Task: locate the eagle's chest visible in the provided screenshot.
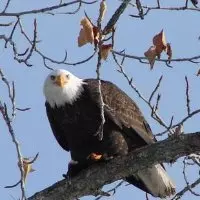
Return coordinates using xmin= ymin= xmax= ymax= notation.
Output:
xmin=57 ymin=100 xmax=103 ymax=154
xmin=47 ymin=91 xmax=129 ymax=161
xmin=56 ymin=99 xmax=101 ymax=136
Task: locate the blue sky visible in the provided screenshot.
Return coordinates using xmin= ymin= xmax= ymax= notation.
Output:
xmin=0 ymin=0 xmax=200 ymax=199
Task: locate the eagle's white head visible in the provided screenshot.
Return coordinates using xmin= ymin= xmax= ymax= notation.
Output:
xmin=43 ymin=69 xmax=84 ymax=108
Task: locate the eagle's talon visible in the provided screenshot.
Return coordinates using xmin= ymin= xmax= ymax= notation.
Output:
xmin=87 ymin=153 xmax=103 ymax=161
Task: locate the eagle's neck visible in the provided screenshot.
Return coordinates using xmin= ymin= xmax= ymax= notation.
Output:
xmin=45 ymin=79 xmax=85 ymax=108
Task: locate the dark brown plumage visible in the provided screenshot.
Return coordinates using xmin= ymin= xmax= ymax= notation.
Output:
xmin=46 ymin=80 xmax=153 ymax=158
xmin=44 ymin=70 xmax=175 ymax=198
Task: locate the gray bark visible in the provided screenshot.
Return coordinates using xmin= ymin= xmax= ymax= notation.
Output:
xmin=28 ymin=132 xmax=200 ymax=200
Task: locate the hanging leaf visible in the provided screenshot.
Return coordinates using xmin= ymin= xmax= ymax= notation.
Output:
xmin=153 ymin=30 xmax=167 ymax=57
xmin=78 ymin=18 xmax=94 ymax=47
xmin=99 ymin=0 xmax=107 ymax=21
xmin=100 ymin=44 xmax=112 ymax=60
xmin=145 ymin=30 xmax=173 ymax=68
xmin=18 ymin=158 xmax=35 ymax=183
xmin=144 ymin=46 xmax=157 ymax=69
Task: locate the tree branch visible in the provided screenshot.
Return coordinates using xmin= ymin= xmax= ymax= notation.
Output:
xmin=103 ymin=0 xmax=131 ymax=34
xmin=0 ymin=1 xmax=98 ymax=17
xmin=28 ymin=132 xmax=200 ymax=200
xmin=112 ymin=50 xmax=200 ymax=66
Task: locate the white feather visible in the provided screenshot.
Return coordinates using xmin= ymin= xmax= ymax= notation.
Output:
xmin=136 ymin=164 xmax=175 ymax=198
xmin=43 ymin=69 xmax=85 ymax=107
xmin=68 ymin=159 xmax=79 ymax=165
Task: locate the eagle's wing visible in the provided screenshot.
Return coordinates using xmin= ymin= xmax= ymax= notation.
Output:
xmin=85 ymin=80 xmax=175 ymax=198
xmin=45 ymin=102 xmax=69 ymax=151
xmin=85 ymin=79 xmax=155 ymax=145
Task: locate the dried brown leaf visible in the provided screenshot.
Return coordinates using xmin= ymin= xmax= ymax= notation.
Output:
xmin=99 ymin=0 xmax=107 ymax=21
xmin=144 ymin=46 xmax=157 ymax=69
xmin=18 ymin=158 xmax=35 ymax=183
xmin=78 ymin=18 xmax=94 ymax=47
xmin=153 ymin=30 xmax=167 ymax=56
xmin=100 ymin=44 xmax=112 ymax=60
xmin=93 ymin=26 xmax=100 ymax=48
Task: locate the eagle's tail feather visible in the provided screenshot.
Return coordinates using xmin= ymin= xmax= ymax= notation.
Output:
xmin=126 ymin=164 xmax=175 ymax=198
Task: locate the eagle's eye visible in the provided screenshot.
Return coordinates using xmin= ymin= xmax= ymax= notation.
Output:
xmin=66 ymin=74 xmax=70 ymax=79
xmin=50 ymin=75 xmax=56 ymax=80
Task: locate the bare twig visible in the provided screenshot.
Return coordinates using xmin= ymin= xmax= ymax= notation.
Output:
xmin=2 ymin=0 xmax=12 ymax=13
xmin=112 ymin=52 xmax=172 ymax=133
xmin=22 ymin=19 xmax=37 ymax=65
xmin=157 ymin=0 xmax=160 ymax=8
xmin=16 ymin=107 xmax=31 ymax=112
xmin=0 ymin=69 xmax=27 ymax=199
xmin=136 ymin=0 xmax=144 ymax=19
xmin=0 ymin=22 xmax=13 ymax=26
xmin=47 ymin=1 xmax=82 ymax=15
xmin=0 ymin=34 xmax=29 ymax=65
xmin=0 ymin=0 xmax=98 ymax=17
xmin=182 ymin=158 xmax=200 ymax=196
xmin=187 ymin=154 xmax=200 ymax=167
xmin=171 ymin=178 xmax=200 ymax=200
xmin=0 ymin=102 xmax=26 ymax=199
xmin=5 ymin=180 xmax=21 ymax=189
xmin=94 ymin=181 xmax=124 ymax=200
xmin=185 ymin=0 xmax=189 ymax=8
xmin=156 ymin=108 xmax=200 ymax=136
xmin=5 ymin=19 xmax=19 ymax=48
xmin=94 ymin=3 xmax=105 ymax=141
xmin=27 ymin=153 xmax=39 ymax=165
xmin=113 ymin=50 xmax=200 ymax=139
xmin=113 ymin=50 xmax=200 ymax=66
xmin=0 ymin=69 xmax=16 ymax=119
xmin=9 ymin=18 xmax=37 ymax=67
xmin=18 ymin=17 xmax=97 ymax=69
xmin=154 ymin=93 xmax=161 ymax=113
xmin=149 ymin=76 xmax=163 ymax=103
xmin=128 ymin=2 xmax=200 ymax=15
xmin=103 ymin=0 xmax=131 ymax=34
xmin=185 ymin=76 xmax=191 ymax=115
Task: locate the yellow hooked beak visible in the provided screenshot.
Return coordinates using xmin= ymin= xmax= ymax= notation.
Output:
xmin=55 ymin=74 xmax=68 ymax=88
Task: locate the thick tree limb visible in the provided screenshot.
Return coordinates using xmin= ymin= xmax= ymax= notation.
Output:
xmin=28 ymin=132 xmax=200 ymax=200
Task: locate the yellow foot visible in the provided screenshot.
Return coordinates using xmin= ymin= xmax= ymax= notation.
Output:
xmin=87 ymin=153 xmax=102 ymax=161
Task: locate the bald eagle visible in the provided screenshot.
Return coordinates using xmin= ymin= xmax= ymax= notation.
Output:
xmin=43 ymin=69 xmax=175 ymax=198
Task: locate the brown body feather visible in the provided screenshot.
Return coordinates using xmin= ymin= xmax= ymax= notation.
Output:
xmin=45 ymin=79 xmax=175 ymax=197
